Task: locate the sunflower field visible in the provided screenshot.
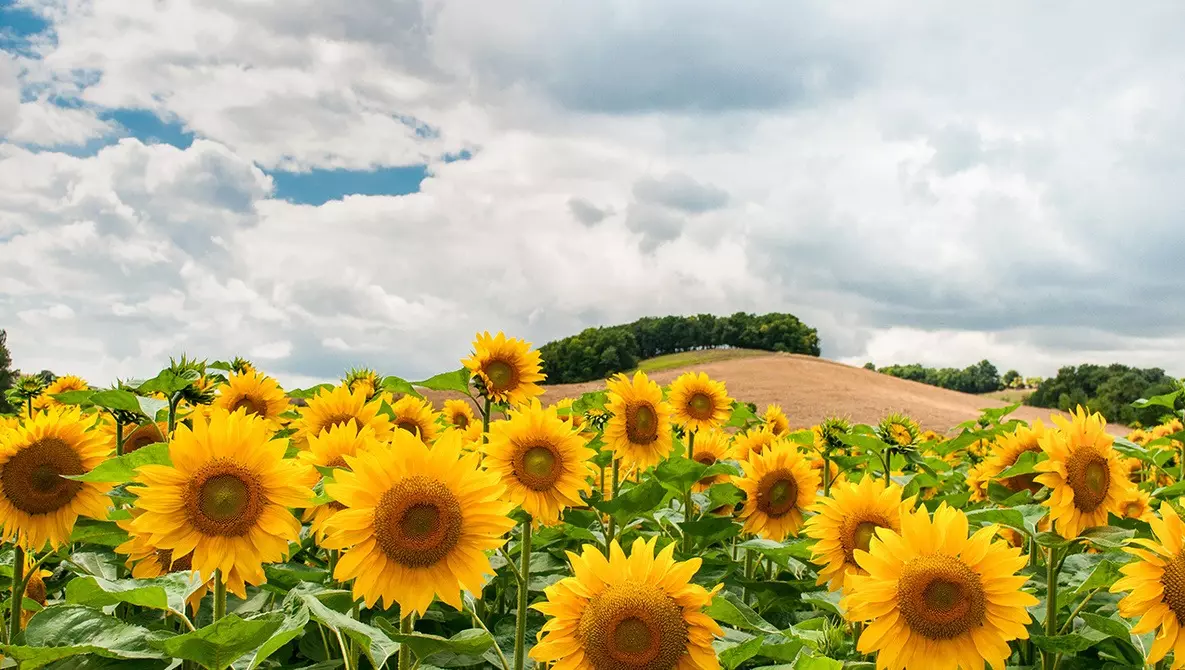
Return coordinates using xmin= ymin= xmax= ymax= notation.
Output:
xmin=1 ymin=333 xmax=1184 ymax=670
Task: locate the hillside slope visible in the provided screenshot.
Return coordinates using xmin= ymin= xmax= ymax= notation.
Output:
xmin=422 ymin=352 xmax=1129 ymax=435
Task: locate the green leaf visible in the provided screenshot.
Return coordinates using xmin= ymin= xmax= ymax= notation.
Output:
xmin=838 ymin=432 xmax=890 ymax=453
xmin=1080 ymin=526 xmax=1135 ymax=550
xmin=680 ymin=516 xmax=740 ymax=546
xmin=794 ymin=652 xmax=844 ymax=669
xmin=381 ymin=375 xmax=421 ymax=397
xmin=654 ymin=456 xmax=709 ymax=495
xmin=65 ymin=442 xmax=171 ymax=483
xmin=1031 ymin=629 xmax=1109 ymax=653
xmin=1133 ymin=391 xmax=1182 ymax=410
xmin=157 ymin=613 xmax=284 ymax=670
xmin=785 ymin=429 xmax=817 ymax=447
xmin=137 ymin=396 xmax=169 ymax=422
xmin=1075 ymin=559 xmax=1127 ymax=595
xmin=964 ymin=508 xmax=1026 ymax=532
xmin=1153 ymin=480 xmax=1185 ymax=499
xmin=238 ymin=600 xmax=311 ymax=670
xmin=263 ymin=562 xmax=331 ymax=590
xmin=1 ymin=604 xmax=167 ymax=667
xmin=137 ymin=370 xmax=193 ymax=397
xmin=89 ymin=390 xmax=145 ymax=415
xmin=53 ymin=390 xmax=96 ymax=407
xmin=591 ymin=479 xmax=668 ymax=522
xmin=380 ymin=626 xmax=494 ymax=662
xmin=725 ymin=401 xmax=759 ymax=428
xmin=1080 ymin=612 xmax=1131 ymax=641
xmin=68 ymin=519 xmax=130 ymax=547
xmin=719 ymin=635 xmax=764 ymax=670
xmin=288 ymin=384 xmax=334 ymax=400
xmin=572 ymin=390 xmax=609 ymax=413
xmin=992 ymin=450 xmax=1045 ymax=479
xmin=737 ymin=538 xmax=814 ymax=566
xmin=412 ymin=368 xmax=472 ymax=394
xmin=704 ymin=590 xmax=779 ymax=635
xmin=66 ymin=573 xmax=205 ymax=615
xmin=979 ymin=403 xmax=1021 ymax=425
xmin=706 ymin=482 xmax=744 ymax=510
xmin=286 ymin=583 xmax=399 ymax=668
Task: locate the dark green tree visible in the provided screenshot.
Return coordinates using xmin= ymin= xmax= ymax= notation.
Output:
xmin=0 ymin=331 xmax=13 ymax=414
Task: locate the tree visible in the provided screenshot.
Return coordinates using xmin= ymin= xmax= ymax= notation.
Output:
xmin=863 ymin=362 xmax=876 ymax=370
xmin=1002 ymin=369 xmax=1021 ymax=387
xmin=1028 ymin=364 xmax=1175 ymax=425
xmin=0 ymin=331 xmax=12 ymax=414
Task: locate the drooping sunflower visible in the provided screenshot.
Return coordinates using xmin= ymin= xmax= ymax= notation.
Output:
xmin=604 ymin=372 xmax=674 ymax=472
xmin=292 ymin=384 xmax=394 ymax=448
xmin=667 ymin=372 xmax=732 ymax=434
xmin=32 ymin=375 xmax=89 ymax=410
xmin=843 ymin=503 xmax=1039 ymax=670
xmin=213 ymin=371 xmax=290 ymax=425
xmin=0 ymin=407 xmax=113 ymax=550
xmin=877 ymin=412 xmax=919 ymax=447
xmin=732 ymin=427 xmax=777 ymax=461
xmin=385 ymin=394 xmax=440 ymax=442
xmin=461 ymin=331 xmax=546 ymax=407
xmin=804 ymin=476 xmax=914 ymax=592
xmin=688 ymin=429 xmax=735 ymax=492
xmin=763 ymin=404 xmax=790 ymax=436
xmin=530 ymin=537 xmax=724 ymax=670
xmin=128 ymin=407 xmax=312 ymax=597
xmin=978 ymin=421 xmax=1046 ymax=497
xmin=1034 ymin=406 xmax=1135 ymax=538
xmin=484 ymin=399 xmax=595 ymax=524
xmin=734 ymin=438 xmax=820 ymax=542
xmin=298 ymin=421 xmax=384 ymax=541
xmin=321 ymin=429 xmax=515 ymax=615
xmin=1111 ymin=501 xmax=1185 ymax=667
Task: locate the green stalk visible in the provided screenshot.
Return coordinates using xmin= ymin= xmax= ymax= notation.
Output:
xmin=742 ymin=548 xmax=755 ymax=604
xmin=482 ymin=397 xmax=492 ymax=442
xmin=1043 ymin=547 xmax=1059 ymax=670
xmin=213 ymin=569 xmax=226 ymax=623
xmin=683 ymin=431 xmax=696 ymax=554
xmin=167 ymin=392 xmax=183 ymax=434
xmin=822 ymin=455 xmax=832 ymax=495
xmin=399 ymin=613 xmax=415 ymax=669
xmin=115 ymin=420 xmax=125 ymax=457
xmin=9 ymin=547 xmax=24 ymax=643
xmin=514 ymin=518 xmax=533 ymax=670
xmin=605 ymin=460 xmax=619 ymax=554
xmin=25 ymin=398 xmax=32 ymax=419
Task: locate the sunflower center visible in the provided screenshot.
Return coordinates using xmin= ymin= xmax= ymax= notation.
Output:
xmin=395 ymin=420 xmax=422 ymax=437
xmin=578 ymin=581 xmax=689 ymax=670
xmin=1 ymin=437 xmax=86 ymax=515
xmin=230 ymin=395 xmax=266 ymax=417
xmin=373 ymin=475 xmax=462 ymax=568
xmin=756 ymin=469 xmax=798 ymax=517
xmin=1124 ymin=502 xmax=1142 ymax=517
xmin=694 ymin=453 xmax=717 ymax=466
xmin=1161 ymin=552 xmax=1185 ymax=625
xmin=484 ymin=360 xmax=518 ymax=393
xmin=687 ymin=393 xmax=713 ymax=420
xmin=1065 ymin=449 xmax=1110 ymax=512
xmin=625 ymin=403 xmax=659 ymax=445
xmin=184 ymin=461 xmax=264 ymax=536
xmin=321 ymin=414 xmax=358 ymax=432
xmin=452 ymin=413 xmax=470 ymax=428
xmin=897 ymin=554 xmax=986 ymax=640
xmin=514 ymin=444 xmax=562 ymax=491
xmin=123 ymin=423 xmax=165 ymax=454
xmin=852 ymin=521 xmax=880 ymax=553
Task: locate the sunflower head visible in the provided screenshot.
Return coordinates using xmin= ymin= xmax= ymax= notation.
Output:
xmin=877 ymin=412 xmax=919 ymax=447
xmin=213 ymin=371 xmax=289 ymax=425
xmin=734 ymin=437 xmax=820 ymax=542
xmin=167 ymin=355 xmax=217 ymax=406
xmin=980 ymin=420 xmax=1046 ymax=496
xmin=552 ymin=398 xmax=586 ymax=431
xmin=804 ymin=476 xmax=914 ymax=592
xmin=816 ymin=416 xmax=852 ymax=454
xmin=484 ymin=399 xmax=595 ymax=524
xmin=10 ymin=374 xmax=47 ymax=403
xmin=442 ymin=399 xmax=477 ymax=430
xmin=689 ymin=429 xmax=735 ymax=492
xmin=298 ymin=421 xmax=384 ymax=541
xmin=294 ymin=384 xmax=394 ymax=448
xmin=343 ymin=367 xmax=382 ymax=401
xmin=531 ymin=537 xmax=724 ymax=670
xmin=461 ymin=331 xmax=546 ymax=407
xmin=1111 ymin=501 xmax=1185 ymax=666
xmin=965 ymin=462 xmax=991 ymax=502
xmin=386 ymin=394 xmax=440 ymax=442
xmin=32 ymin=375 xmax=89 ymax=410
xmin=1118 ymin=489 xmax=1155 ymax=522
xmin=760 ymin=403 xmax=790 ymax=436
xmin=116 ymin=512 xmax=209 ymax=613
xmin=667 ymin=372 xmax=732 ymax=433
xmin=603 ymin=372 xmax=674 ymax=472
xmin=733 ymin=426 xmax=777 ymax=461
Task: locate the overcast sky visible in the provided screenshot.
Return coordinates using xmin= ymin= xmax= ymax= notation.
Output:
xmin=3 ymin=1 xmax=1185 ymax=388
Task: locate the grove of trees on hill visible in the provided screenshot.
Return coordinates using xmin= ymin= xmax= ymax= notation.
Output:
xmin=867 ymin=359 xmax=1005 ymax=394
xmin=1027 ymin=363 xmax=1180 ymax=426
xmin=538 ymin=312 xmax=820 ymax=384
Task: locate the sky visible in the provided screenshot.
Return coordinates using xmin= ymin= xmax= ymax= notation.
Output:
xmin=3 ymin=1 xmax=1185 ymax=389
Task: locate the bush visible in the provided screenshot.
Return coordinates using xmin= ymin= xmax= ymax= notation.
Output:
xmin=1027 ymin=363 xmax=1178 ymax=425
xmin=876 ymin=359 xmax=1004 ymax=394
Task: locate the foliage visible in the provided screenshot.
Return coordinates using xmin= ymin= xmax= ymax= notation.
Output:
xmin=1027 ymin=363 xmax=1180 ymax=425
xmin=875 ymin=359 xmax=1004 ymax=394
xmin=0 ymin=330 xmax=13 ymax=414
xmin=539 ymin=312 xmax=821 ymax=384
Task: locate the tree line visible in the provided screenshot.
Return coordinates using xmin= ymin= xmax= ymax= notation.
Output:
xmin=865 ymin=359 xmax=1008 ymax=394
xmin=1027 ymin=363 xmax=1179 ymax=426
xmin=538 ymin=312 xmax=821 ymax=384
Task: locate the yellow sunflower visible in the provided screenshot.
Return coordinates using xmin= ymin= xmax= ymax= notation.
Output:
xmin=461 ymin=331 xmax=546 ymax=407
xmin=293 ymin=384 xmax=394 ymax=448
xmin=604 ymin=372 xmax=674 ymax=472
xmin=484 ymin=399 xmax=595 ymax=524
xmin=0 ymin=407 xmax=113 ymax=550
xmin=32 ymin=375 xmax=89 ymax=410
xmin=213 ymin=371 xmax=290 ymax=425
xmin=734 ymin=438 xmax=819 ymax=542
xmin=531 ymin=537 xmax=724 ymax=670
xmin=979 ymin=421 xmax=1046 ymax=496
xmin=1119 ymin=489 xmax=1155 ymax=522
xmin=18 ymin=552 xmax=52 ymax=627
xmin=553 ymin=398 xmax=586 ymax=432
xmin=763 ymin=404 xmax=790 ymax=436
xmin=321 ymin=429 xmax=515 ymax=615
xmin=120 ymin=421 xmax=168 ymax=454
xmin=1034 ymin=406 xmax=1135 ymax=538
xmin=667 ymin=372 xmax=732 ymax=434
xmin=805 ymin=450 xmax=842 ymax=485
xmin=878 ymin=413 xmax=919 ymax=447
xmin=343 ymin=367 xmax=382 ymax=401
xmin=1127 ymin=428 xmax=1151 ymax=446
xmin=442 ymin=399 xmax=478 ymax=432
xmin=843 ymin=503 xmax=1039 ymax=670
xmin=966 ymin=462 xmax=991 ymax=502
xmin=804 ymin=476 xmax=914 ymax=592
xmin=116 ymin=513 xmax=209 ymax=613
xmin=688 ymin=429 xmax=735 ymax=492
xmin=128 ymin=407 xmax=312 ymax=598
xmin=385 ymin=394 xmax=439 ymax=442
xmin=297 ymin=421 xmax=384 ymax=541
xmin=1112 ymin=501 xmax=1185 ymax=667
xmin=732 ymin=427 xmax=777 ymax=461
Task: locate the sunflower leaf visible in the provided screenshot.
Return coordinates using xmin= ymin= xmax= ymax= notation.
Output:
xmin=66 ymin=573 xmax=205 ymax=615
xmin=793 ymin=653 xmax=845 ymax=669
xmin=237 ymin=599 xmax=311 ymax=670
xmin=136 ymin=370 xmax=193 ymax=397
xmin=785 ymin=429 xmax=817 ymax=447
xmin=288 ymin=384 xmax=334 ymax=400
xmin=704 ymin=590 xmax=780 ymax=635
xmin=89 ymin=390 xmax=145 ymax=415
xmin=412 ymin=368 xmax=472 ymax=394
xmin=64 ymin=442 xmax=171 ymax=483
xmin=718 ymin=633 xmax=765 ymax=670
xmin=374 ymin=624 xmax=494 ymax=663
xmin=1080 ymin=612 xmax=1132 ymax=640
xmin=572 ymin=390 xmax=608 ymax=413
xmin=157 ymin=613 xmax=285 ymax=670
xmin=992 ymin=450 xmax=1045 ymax=479
xmin=52 ymin=389 xmax=97 ymax=407
xmin=725 ymin=401 xmax=759 ymax=429
xmin=68 ymin=519 xmax=130 ymax=547
xmin=1132 ymin=390 xmax=1182 ymax=410
xmin=592 ymin=478 xmax=668 ymax=521
xmin=837 ymin=433 xmax=890 ymax=454
xmin=286 ymin=583 xmax=399 ymax=668
xmin=0 ymin=604 xmax=169 ymax=667
xmin=380 ymin=375 xmax=421 ymax=397
xmin=1030 ymin=629 xmax=1109 ymax=653
xmin=654 ymin=456 xmax=709 ymax=495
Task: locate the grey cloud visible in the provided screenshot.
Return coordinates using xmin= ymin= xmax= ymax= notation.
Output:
xmin=624 ymin=202 xmax=684 ymax=253
xmin=632 ymin=172 xmax=729 ymax=213
xmin=568 ymin=197 xmax=609 ymax=226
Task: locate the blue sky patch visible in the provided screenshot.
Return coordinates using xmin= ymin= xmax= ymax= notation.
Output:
xmin=0 ymin=2 xmax=50 ymax=54
xmin=105 ymin=109 xmax=195 ymax=149
xmin=267 ymin=165 xmax=429 ymax=205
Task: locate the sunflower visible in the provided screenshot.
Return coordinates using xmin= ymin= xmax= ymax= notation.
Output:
xmin=530 ymin=537 xmax=724 ymax=670
xmin=1111 ymin=501 xmax=1185 ymax=667
xmin=878 ymin=413 xmax=919 ymax=447
xmin=461 ymin=331 xmax=546 ymax=407
xmin=0 ymin=407 xmax=113 ymax=550
xmin=213 ymin=371 xmax=290 ymax=425
xmin=804 ymin=476 xmax=914 ymax=592
xmin=321 ymin=428 xmax=515 ymax=615
xmin=732 ymin=427 xmax=777 ymax=461
xmin=688 ymin=429 xmax=734 ymax=492
xmin=121 ymin=421 xmax=168 ymax=454
xmin=1034 ymin=406 xmax=1135 ymax=538
xmin=966 ymin=462 xmax=991 ymax=502
xmin=978 ymin=421 xmax=1046 ymax=496
xmin=843 ymin=503 xmax=1039 ymax=670
xmin=1127 ymin=428 xmax=1151 ymax=446
xmin=1119 ymin=489 xmax=1156 ymax=522
xmin=385 ymin=394 xmax=439 ymax=442
xmin=603 ymin=372 xmax=674 ymax=472
xmin=667 ymin=372 xmax=732 ymax=434
xmin=442 ymin=399 xmax=477 ymax=431
xmin=297 ymin=421 xmax=384 ymax=541
xmin=293 ymin=384 xmax=393 ymax=448
xmin=554 ymin=398 xmax=586 ymax=432
xmin=128 ymin=407 xmax=312 ymax=598
xmin=116 ymin=513 xmax=209 ymax=613
xmin=32 ymin=375 xmax=89 ymax=410
xmin=734 ymin=438 xmax=819 ymax=542
xmin=920 ymin=429 xmax=944 ymax=443
xmin=484 ymin=399 xmax=595 ymax=524
xmin=343 ymin=367 xmax=382 ymax=401
xmin=762 ymin=404 xmax=790 ymax=436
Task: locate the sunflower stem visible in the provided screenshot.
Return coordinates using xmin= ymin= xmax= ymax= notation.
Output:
xmin=1043 ymin=546 xmax=1060 ymax=670
xmin=605 ymin=459 xmax=619 ymax=555
xmin=167 ymin=392 xmax=183 ymax=434
xmin=399 ymin=611 xmax=415 ymax=669
xmin=822 ymin=455 xmax=832 ymax=495
xmin=514 ymin=518 xmax=533 ymax=670
xmin=683 ymin=431 xmax=696 ymax=554
xmin=25 ymin=398 xmax=32 ymax=419
xmin=115 ymin=419 xmax=125 ymax=457
xmin=9 ymin=547 xmax=24 ymax=643
xmin=481 ymin=397 xmax=492 ymax=442
xmin=742 ymin=548 xmax=755 ymax=604
xmin=213 ymin=568 xmax=226 ymax=623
